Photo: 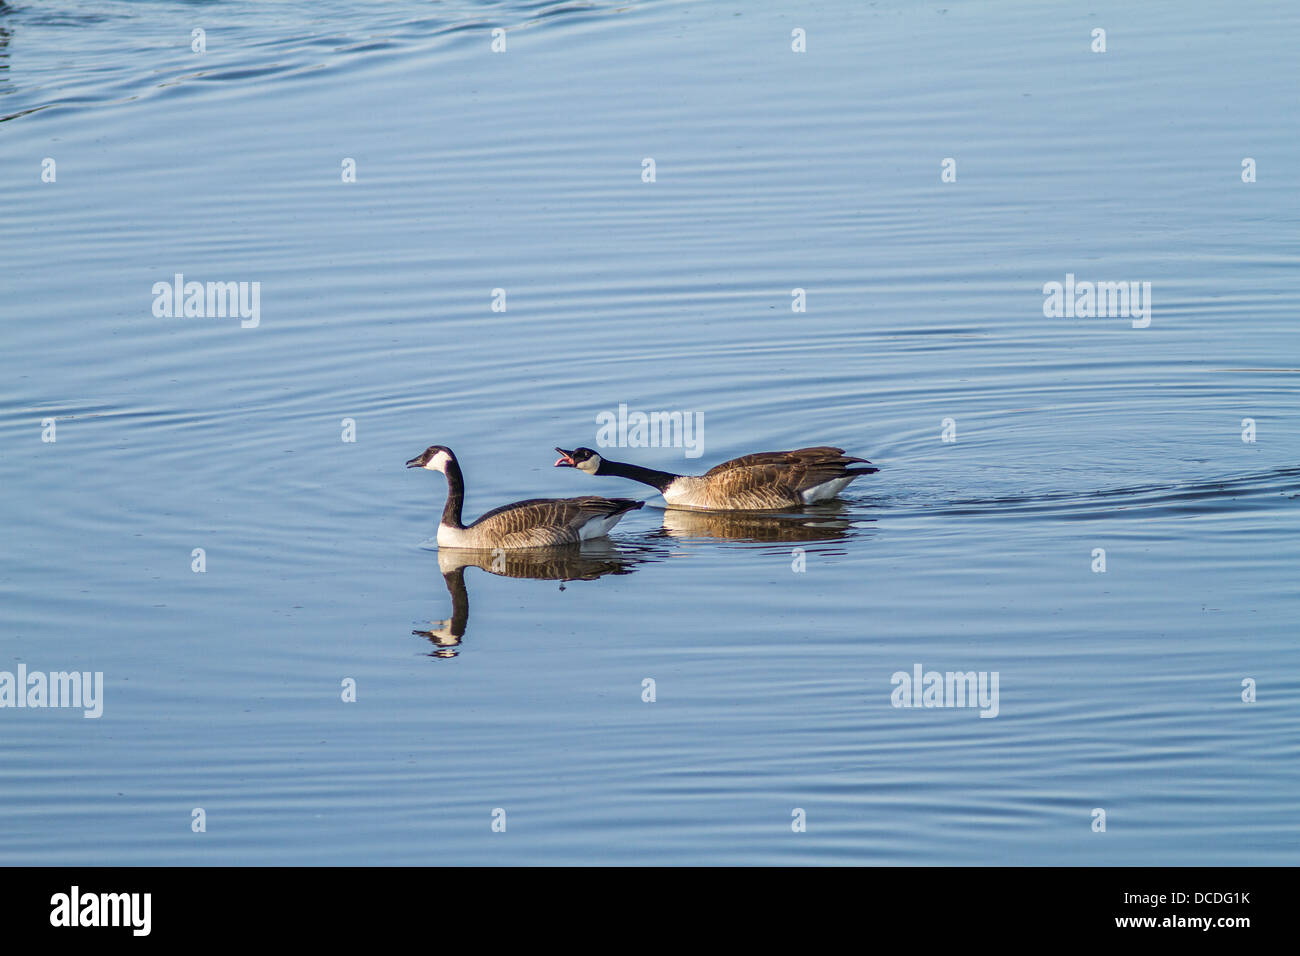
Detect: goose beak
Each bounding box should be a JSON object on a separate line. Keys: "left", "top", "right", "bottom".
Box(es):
{"left": 406, "top": 455, "right": 424, "bottom": 468}
{"left": 554, "top": 447, "right": 576, "bottom": 468}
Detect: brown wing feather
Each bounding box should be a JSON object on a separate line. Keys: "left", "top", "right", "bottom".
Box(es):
{"left": 703, "top": 447, "right": 868, "bottom": 476}
{"left": 693, "top": 448, "right": 875, "bottom": 508}
{"left": 470, "top": 496, "right": 642, "bottom": 542}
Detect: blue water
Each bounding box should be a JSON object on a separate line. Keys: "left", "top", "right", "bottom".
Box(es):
{"left": 1, "top": 0, "right": 1297, "bottom": 864}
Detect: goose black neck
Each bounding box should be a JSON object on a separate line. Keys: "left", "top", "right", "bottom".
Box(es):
{"left": 595, "top": 458, "right": 681, "bottom": 492}
{"left": 441, "top": 458, "right": 466, "bottom": 528}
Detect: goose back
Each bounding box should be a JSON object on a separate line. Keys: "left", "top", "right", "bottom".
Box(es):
{"left": 663, "top": 446, "right": 876, "bottom": 510}
{"left": 439, "top": 496, "right": 643, "bottom": 549}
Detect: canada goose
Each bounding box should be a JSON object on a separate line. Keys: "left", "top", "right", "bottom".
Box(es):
{"left": 407, "top": 445, "right": 643, "bottom": 548}
{"left": 554, "top": 445, "right": 877, "bottom": 510}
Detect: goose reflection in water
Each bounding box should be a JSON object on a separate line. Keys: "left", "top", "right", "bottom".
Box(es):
{"left": 653, "top": 502, "right": 863, "bottom": 544}
{"left": 413, "top": 541, "right": 648, "bottom": 657}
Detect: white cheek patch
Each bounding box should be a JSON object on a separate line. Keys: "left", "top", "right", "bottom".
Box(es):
{"left": 427, "top": 450, "right": 452, "bottom": 472}
{"left": 578, "top": 457, "right": 601, "bottom": 474}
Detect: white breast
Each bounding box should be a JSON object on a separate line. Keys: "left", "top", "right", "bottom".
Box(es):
{"left": 437, "top": 523, "right": 474, "bottom": 548}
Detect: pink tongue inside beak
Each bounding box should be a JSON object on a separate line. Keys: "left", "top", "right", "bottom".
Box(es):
{"left": 554, "top": 455, "right": 574, "bottom": 467}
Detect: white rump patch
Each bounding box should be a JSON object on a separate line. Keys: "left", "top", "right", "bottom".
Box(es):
{"left": 800, "top": 476, "right": 854, "bottom": 503}
{"left": 578, "top": 515, "right": 619, "bottom": 540}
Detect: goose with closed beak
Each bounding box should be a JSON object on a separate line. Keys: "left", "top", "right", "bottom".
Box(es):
{"left": 554, "top": 445, "right": 878, "bottom": 511}
{"left": 408, "top": 445, "right": 643, "bottom": 548}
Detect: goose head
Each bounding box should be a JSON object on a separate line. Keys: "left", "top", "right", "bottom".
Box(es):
{"left": 407, "top": 445, "right": 455, "bottom": 472}
{"left": 554, "top": 446, "right": 603, "bottom": 475}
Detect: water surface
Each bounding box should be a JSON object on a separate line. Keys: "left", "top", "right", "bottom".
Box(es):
{"left": 1, "top": 0, "right": 1297, "bottom": 865}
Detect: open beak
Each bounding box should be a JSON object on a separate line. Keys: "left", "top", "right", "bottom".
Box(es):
{"left": 405, "top": 455, "right": 424, "bottom": 468}
{"left": 554, "top": 447, "right": 576, "bottom": 468}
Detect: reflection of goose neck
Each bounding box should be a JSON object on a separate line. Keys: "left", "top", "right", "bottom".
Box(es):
{"left": 443, "top": 569, "right": 469, "bottom": 636}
